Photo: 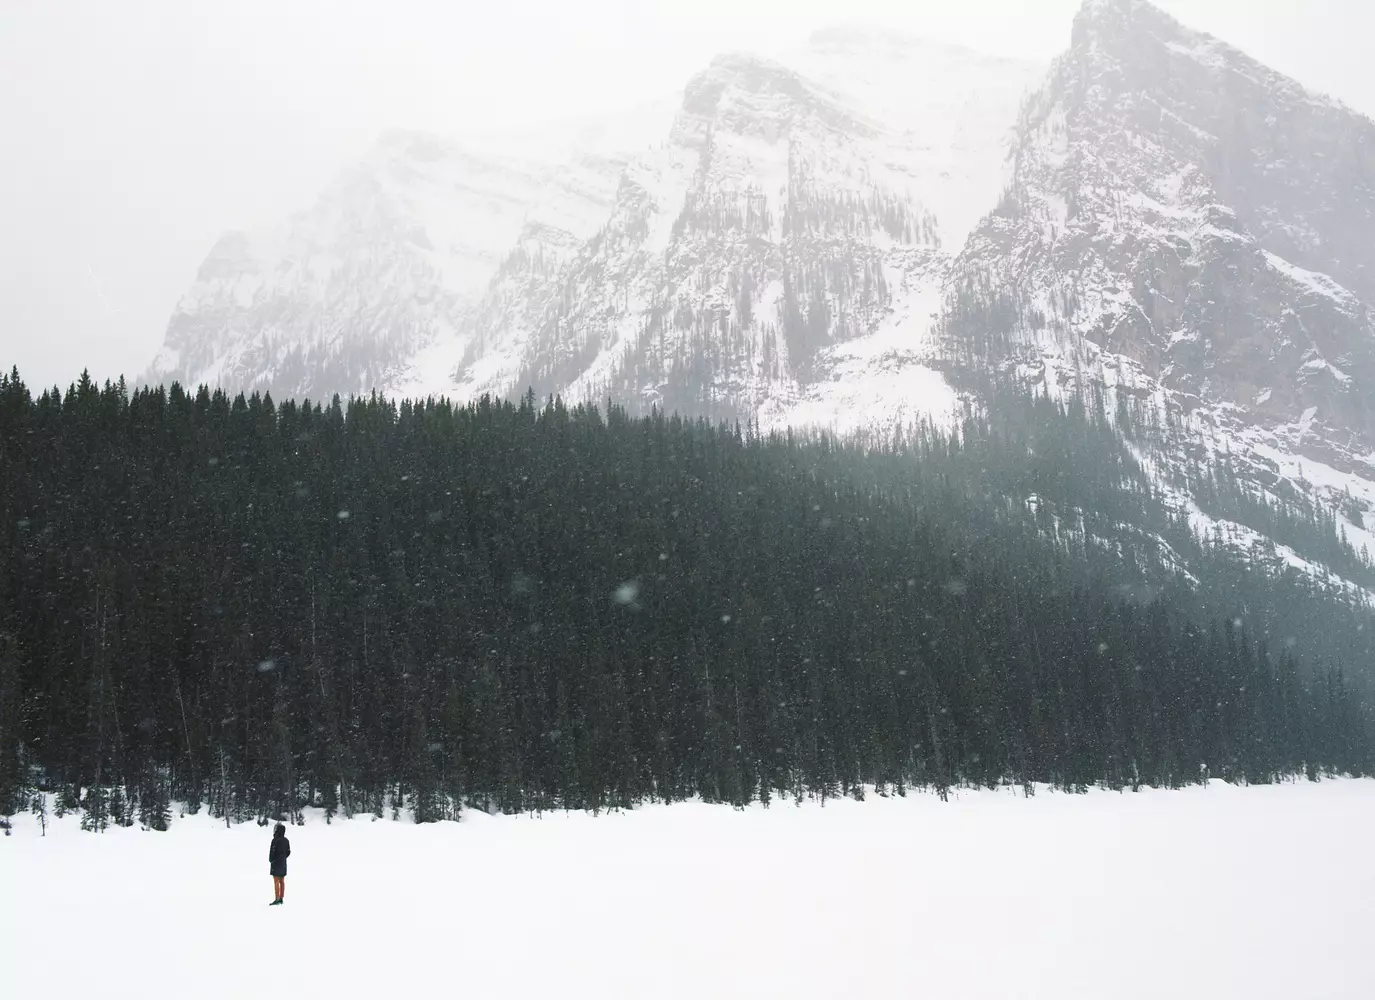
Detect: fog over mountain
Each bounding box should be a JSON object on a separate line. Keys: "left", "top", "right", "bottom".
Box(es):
{"left": 122, "top": 3, "right": 1373, "bottom": 610}
{"left": 5, "top": 0, "right": 1375, "bottom": 391}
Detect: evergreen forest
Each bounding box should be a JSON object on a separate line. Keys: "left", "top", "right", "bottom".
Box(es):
{"left": 1, "top": 366, "right": 1373, "bottom": 830}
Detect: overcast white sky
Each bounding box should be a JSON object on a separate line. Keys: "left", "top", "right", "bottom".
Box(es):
{"left": 2, "top": 0, "right": 1372, "bottom": 391}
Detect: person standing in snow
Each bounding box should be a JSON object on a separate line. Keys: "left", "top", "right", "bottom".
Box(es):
{"left": 269, "top": 823, "right": 291, "bottom": 906}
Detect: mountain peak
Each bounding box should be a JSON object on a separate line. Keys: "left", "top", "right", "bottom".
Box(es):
{"left": 1069, "top": 0, "right": 1196, "bottom": 60}
{"left": 678, "top": 50, "right": 872, "bottom": 141}
{"left": 1066, "top": 0, "right": 1339, "bottom": 114}
{"left": 966, "top": 0, "right": 1375, "bottom": 483}
{"left": 1073, "top": 0, "right": 1150, "bottom": 27}
{"left": 683, "top": 52, "right": 810, "bottom": 115}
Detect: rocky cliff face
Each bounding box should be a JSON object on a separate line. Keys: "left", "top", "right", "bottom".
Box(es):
{"left": 903, "top": 0, "right": 1375, "bottom": 599}
{"left": 946, "top": 0, "right": 1375, "bottom": 478}
{"left": 382, "top": 33, "right": 1039, "bottom": 422}
{"left": 463, "top": 51, "right": 930, "bottom": 420}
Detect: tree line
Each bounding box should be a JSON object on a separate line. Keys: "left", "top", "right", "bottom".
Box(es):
{"left": 0, "top": 366, "right": 1371, "bottom": 830}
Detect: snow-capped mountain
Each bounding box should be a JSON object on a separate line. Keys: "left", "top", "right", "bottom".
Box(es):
{"left": 143, "top": 0, "right": 1375, "bottom": 596}
{"left": 926, "top": 0, "right": 1375, "bottom": 585}
{"left": 143, "top": 103, "right": 676, "bottom": 400}
{"left": 387, "top": 30, "right": 1041, "bottom": 417}
{"left": 947, "top": 0, "right": 1375, "bottom": 464}
{"left": 144, "top": 27, "right": 1040, "bottom": 412}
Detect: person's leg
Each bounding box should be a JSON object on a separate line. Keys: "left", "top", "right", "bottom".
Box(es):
{"left": 273, "top": 876, "right": 283, "bottom": 901}
{"left": 279, "top": 877, "right": 285, "bottom": 901}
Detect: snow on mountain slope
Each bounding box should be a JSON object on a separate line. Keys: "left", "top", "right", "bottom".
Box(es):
{"left": 515, "top": 49, "right": 928, "bottom": 411}
{"left": 144, "top": 103, "right": 675, "bottom": 402}
{"left": 144, "top": 27, "right": 1040, "bottom": 416}
{"left": 756, "top": 264, "right": 958, "bottom": 434}
{"left": 141, "top": 3, "right": 1373, "bottom": 604}
{"left": 145, "top": 135, "right": 536, "bottom": 400}
{"left": 896, "top": 0, "right": 1375, "bottom": 593}
{"left": 436, "top": 35, "right": 1041, "bottom": 417}
{"left": 786, "top": 24, "right": 1039, "bottom": 251}
{"left": 6, "top": 782, "right": 1375, "bottom": 1000}
{"left": 941, "top": 0, "right": 1375, "bottom": 461}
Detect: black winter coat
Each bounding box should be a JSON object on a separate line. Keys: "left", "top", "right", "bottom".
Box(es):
{"left": 269, "top": 830, "right": 291, "bottom": 877}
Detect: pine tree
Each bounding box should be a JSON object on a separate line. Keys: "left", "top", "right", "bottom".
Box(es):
{"left": 139, "top": 774, "right": 170, "bottom": 832}
{"left": 31, "top": 790, "right": 47, "bottom": 836}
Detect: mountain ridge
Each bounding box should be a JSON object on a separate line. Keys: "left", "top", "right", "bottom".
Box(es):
{"left": 136, "top": 0, "right": 1375, "bottom": 604}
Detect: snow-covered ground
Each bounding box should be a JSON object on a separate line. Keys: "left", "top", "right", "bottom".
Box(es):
{"left": 5, "top": 780, "right": 1374, "bottom": 998}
